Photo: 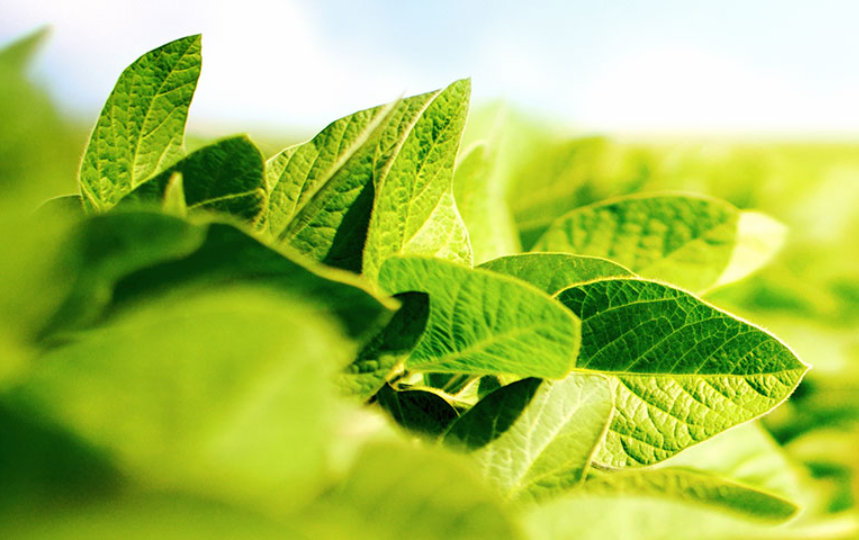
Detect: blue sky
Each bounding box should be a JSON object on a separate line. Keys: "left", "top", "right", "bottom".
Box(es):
{"left": 3, "top": 0, "right": 859, "bottom": 136}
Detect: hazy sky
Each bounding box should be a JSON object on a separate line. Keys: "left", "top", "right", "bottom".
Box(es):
{"left": 3, "top": 0, "right": 859, "bottom": 136}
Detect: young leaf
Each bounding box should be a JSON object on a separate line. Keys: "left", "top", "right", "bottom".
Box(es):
{"left": 376, "top": 385, "right": 459, "bottom": 438}
{"left": 378, "top": 256, "right": 580, "bottom": 378}
{"left": 444, "top": 373, "right": 612, "bottom": 503}
{"left": 363, "top": 79, "right": 473, "bottom": 282}
{"left": 339, "top": 292, "right": 429, "bottom": 401}
{"left": 534, "top": 194, "right": 786, "bottom": 292}
{"left": 79, "top": 35, "right": 202, "bottom": 212}
{"left": 556, "top": 278, "right": 808, "bottom": 467}
{"left": 10, "top": 288, "right": 353, "bottom": 514}
{"left": 479, "top": 253, "right": 632, "bottom": 295}
{"left": 453, "top": 141, "right": 519, "bottom": 264}
{"left": 582, "top": 467, "right": 798, "bottom": 521}
{"left": 119, "top": 136, "right": 265, "bottom": 222}
{"left": 267, "top": 90, "right": 439, "bottom": 272}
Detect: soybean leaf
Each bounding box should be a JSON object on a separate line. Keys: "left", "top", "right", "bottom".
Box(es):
{"left": 40, "top": 212, "right": 206, "bottom": 339}
{"left": 267, "top": 90, "right": 438, "bottom": 272}
{"left": 0, "top": 26, "right": 48, "bottom": 71}
{"left": 119, "top": 136, "right": 265, "bottom": 223}
{"left": 479, "top": 253, "right": 632, "bottom": 295}
{"left": 36, "top": 194, "right": 85, "bottom": 217}
{"left": 444, "top": 373, "right": 612, "bottom": 503}
{"left": 376, "top": 385, "right": 459, "bottom": 438}
{"left": 299, "top": 443, "right": 521, "bottom": 540}
{"left": 109, "top": 218, "right": 396, "bottom": 340}
{"left": 79, "top": 35, "right": 202, "bottom": 212}
{"left": 363, "top": 80, "right": 473, "bottom": 282}
{"left": 526, "top": 495, "right": 843, "bottom": 540}
{"left": 453, "top": 141, "right": 519, "bottom": 264}
{"left": 534, "top": 194, "right": 786, "bottom": 292}
{"left": 378, "top": 256, "right": 580, "bottom": 378}
{"left": 556, "top": 278, "right": 808, "bottom": 467}
{"left": 43, "top": 212, "right": 395, "bottom": 341}
{"left": 584, "top": 467, "right": 798, "bottom": 521}
{"left": 339, "top": 292, "right": 429, "bottom": 401}
{"left": 665, "top": 422, "right": 807, "bottom": 505}
{"left": 9, "top": 287, "right": 353, "bottom": 514}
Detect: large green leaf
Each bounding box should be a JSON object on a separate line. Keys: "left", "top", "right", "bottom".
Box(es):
{"left": 79, "top": 35, "right": 201, "bottom": 212}
{"left": 665, "top": 422, "right": 807, "bottom": 505}
{"left": 299, "top": 443, "right": 521, "bottom": 540}
{"left": 525, "top": 473, "right": 803, "bottom": 540}
{"left": 582, "top": 467, "right": 797, "bottom": 521}
{"left": 556, "top": 278, "right": 808, "bottom": 467}
{"left": 43, "top": 212, "right": 395, "bottom": 341}
{"left": 378, "top": 256, "right": 580, "bottom": 378}
{"left": 266, "top": 90, "right": 439, "bottom": 272}
{"left": 534, "top": 194, "right": 786, "bottom": 292}
{"left": 9, "top": 287, "right": 353, "bottom": 514}
{"left": 479, "top": 253, "right": 632, "bottom": 295}
{"left": 444, "top": 373, "right": 612, "bottom": 503}
{"left": 453, "top": 141, "right": 519, "bottom": 264}
{"left": 339, "top": 292, "right": 429, "bottom": 400}
{"left": 119, "top": 136, "right": 265, "bottom": 223}
{"left": 363, "top": 80, "right": 473, "bottom": 282}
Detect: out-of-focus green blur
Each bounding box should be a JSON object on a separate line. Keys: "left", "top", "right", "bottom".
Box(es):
{"left": 2, "top": 28, "right": 858, "bottom": 538}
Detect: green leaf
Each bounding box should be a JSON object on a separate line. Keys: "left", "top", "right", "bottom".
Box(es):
{"left": 299, "top": 442, "right": 521, "bottom": 540}
{"left": 664, "top": 422, "right": 806, "bottom": 505}
{"left": 363, "top": 79, "right": 473, "bottom": 282}
{"left": 582, "top": 467, "right": 798, "bottom": 521}
{"left": 444, "top": 373, "right": 612, "bottom": 503}
{"left": 556, "top": 278, "right": 808, "bottom": 467}
{"left": 339, "top": 292, "right": 429, "bottom": 401}
{"left": 453, "top": 141, "right": 519, "bottom": 263}
{"left": 0, "top": 26, "right": 49, "bottom": 72}
{"left": 79, "top": 35, "right": 202, "bottom": 212}
{"left": 10, "top": 287, "right": 353, "bottom": 514}
{"left": 378, "top": 256, "right": 580, "bottom": 378}
{"left": 525, "top": 467, "right": 804, "bottom": 540}
{"left": 479, "top": 253, "right": 632, "bottom": 295}
{"left": 266, "top": 90, "right": 440, "bottom": 272}
{"left": 534, "top": 194, "right": 786, "bottom": 292}
{"left": 376, "top": 385, "right": 458, "bottom": 438}
{"left": 119, "top": 136, "right": 265, "bottom": 222}
{"left": 40, "top": 212, "right": 206, "bottom": 338}
{"left": 108, "top": 219, "right": 396, "bottom": 340}
{"left": 526, "top": 494, "right": 847, "bottom": 540}
{"left": 44, "top": 212, "right": 395, "bottom": 341}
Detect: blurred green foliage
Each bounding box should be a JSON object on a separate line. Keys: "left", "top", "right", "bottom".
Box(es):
{"left": 2, "top": 29, "right": 858, "bottom": 539}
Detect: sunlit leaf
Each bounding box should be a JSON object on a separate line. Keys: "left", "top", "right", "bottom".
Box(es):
{"left": 378, "top": 256, "right": 580, "bottom": 378}
{"left": 535, "top": 194, "right": 786, "bottom": 292}
{"left": 79, "top": 35, "right": 201, "bottom": 212}
{"left": 556, "top": 278, "right": 808, "bottom": 467}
